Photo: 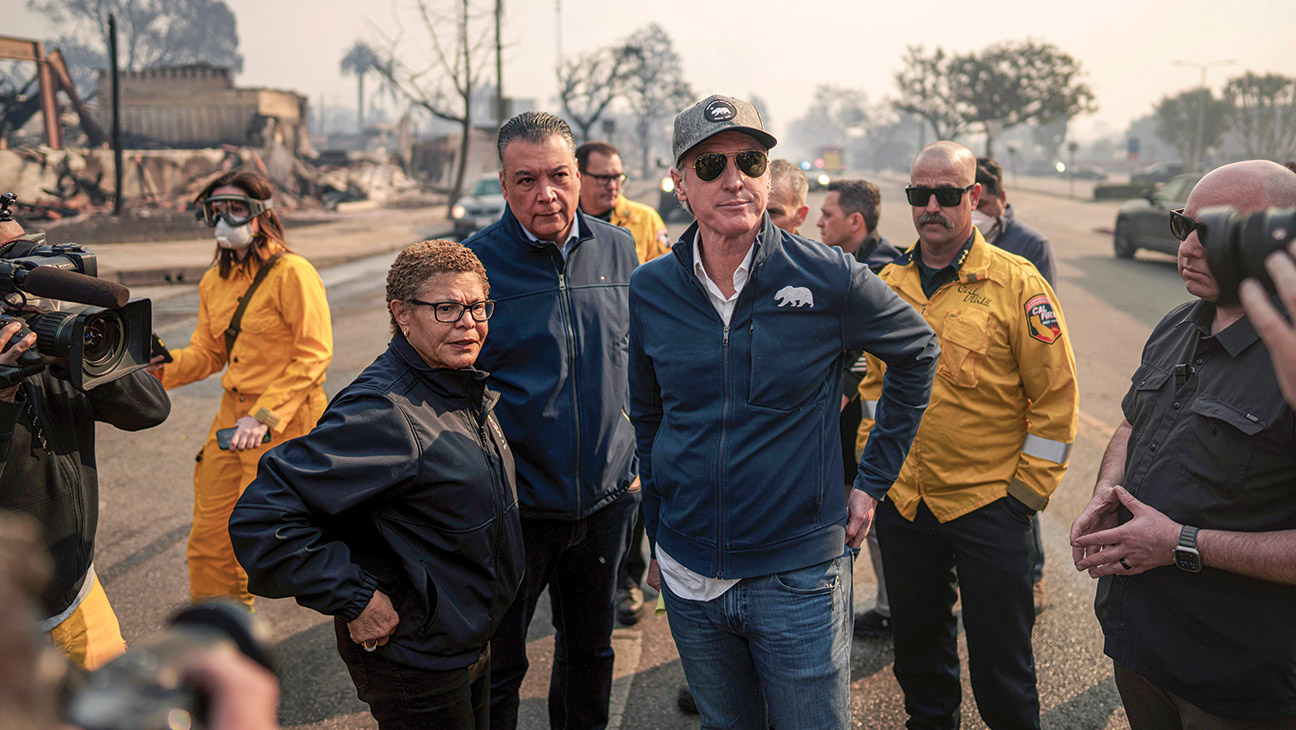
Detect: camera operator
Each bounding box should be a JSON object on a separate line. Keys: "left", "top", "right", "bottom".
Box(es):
{"left": 0, "top": 226, "right": 171, "bottom": 671}
{"left": 1240, "top": 225, "right": 1296, "bottom": 411}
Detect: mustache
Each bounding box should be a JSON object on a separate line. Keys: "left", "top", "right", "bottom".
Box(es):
{"left": 918, "top": 212, "right": 954, "bottom": 229}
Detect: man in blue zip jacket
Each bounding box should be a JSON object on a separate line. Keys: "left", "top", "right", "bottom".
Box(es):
{"left": 629, "top": 94, "right": 940, "bottom": 729}
{"left": 465, "top": 111, "right": 641, "bottom": 730}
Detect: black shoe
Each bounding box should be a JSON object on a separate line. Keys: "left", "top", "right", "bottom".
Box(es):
{"left": 853, "top": 609, "right": 892, "bottom": 639}
{"left": 616, "top": 586, "right": 647, "bottom": 626}
{"left": 677, "top": 683, "right": 698, "bottom": 715}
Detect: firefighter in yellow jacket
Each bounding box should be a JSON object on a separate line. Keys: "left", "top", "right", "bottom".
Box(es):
{"left": 148, "top": 170, "right": 333, "bottom": 607}
{"left": 855, "top": 142, "right": 1077, "bottom": 730}
{"left": 576, "top": 141, "right": 670, "bottom": 263}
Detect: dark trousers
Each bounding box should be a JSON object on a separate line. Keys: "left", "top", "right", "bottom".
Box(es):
{"left": 489, "top": 487, "right": 640, "bottom": 730}
{"left": 1114, "top": 662, "right": 1296, "bottom": 730}
{"left": 1028, "top": 513, "right": 1045, "bottom": 583}
{"left": 876, "top": 497, "right": 1040, "bottom": 730}
{"left": 616, "top": 506, "right": 647, "bottom": 590}
{"left": 335, "top": 619, "right": 490, "bottom": 730}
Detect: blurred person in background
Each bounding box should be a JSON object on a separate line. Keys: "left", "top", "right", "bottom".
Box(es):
{"left": 148, "top": 169, "right": 332, "bottom": 608}
{"left": 0, "top": 212, "right": 170, "bottom": 671}
{"left": 577, "top": 140, "right": 671, "bottom": 263}
{"left": 231, "top": 241, "right": 523, "bottom": 730}
{"left": 767, "top": 158, "right": 810, "bottom": 235}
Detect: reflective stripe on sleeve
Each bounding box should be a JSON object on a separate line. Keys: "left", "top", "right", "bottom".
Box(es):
{"left": 861, "top": 400, "right": 879, "bottom": 420}
{"left": 1022, "top": 434, "right": 1072, "bottom": 464}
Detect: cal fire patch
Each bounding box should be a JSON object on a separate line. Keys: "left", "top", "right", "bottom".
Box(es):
{"left": 1024, "top": 294, "right": 1061, "bottom": 345}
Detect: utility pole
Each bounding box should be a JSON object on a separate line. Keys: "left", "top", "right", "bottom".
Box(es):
{"left": 494, "top": 0, "right": 503, "bottom": 125}
{"left": 109, "top": 13, "right": 123, "bottom": 216}
{"left": 1173, "top": 58, "right": 1235, "bottom": 172}
{"left": 555, "top": 0, "right": 563, "bottom": 69}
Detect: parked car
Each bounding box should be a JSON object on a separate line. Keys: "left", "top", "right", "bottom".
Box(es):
{"left": 1067, "top": 163, "right": 1109, "bottom": 181}
{"left": 1131, "top": 162, "right": 1184, "bottom": 184}
{"left": 450, "top": 173, "right": 505, "bottom": 239}
{"left": 1112, "top": 173, "right": 1203, "bottom": 258}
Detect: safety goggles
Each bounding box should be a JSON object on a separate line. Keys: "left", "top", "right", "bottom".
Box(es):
{"left": 1169, "top": 208, "right": 1207, "bottom": 242}
{"left": 690, "top": 150, "right": 768, "bottom": 182}
{"left": 409, "top": 299, "right": 496, "bottom": 323}
{"left": 195, "top": 194, "right": 274, "bottom": 228}
{"left": 904, "top": 184, "right": 975, "bottom": 207}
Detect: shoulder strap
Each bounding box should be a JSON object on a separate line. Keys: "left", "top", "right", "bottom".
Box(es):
{"left": 224, "top": 251, "right": 287, "bottom": 359}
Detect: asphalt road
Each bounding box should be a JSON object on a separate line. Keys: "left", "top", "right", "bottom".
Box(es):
{"left": 88, "top": 178, "right": 1193, "bottom": 729}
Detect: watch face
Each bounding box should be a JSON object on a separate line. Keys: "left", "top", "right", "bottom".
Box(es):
{"left": 1174, "top": 548, "right": 1202, "bottom": 573}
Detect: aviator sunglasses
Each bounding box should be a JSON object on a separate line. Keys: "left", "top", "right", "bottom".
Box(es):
{"left": 1169, "top": 208, "right": 1207, "bottom": 242}
{"left": 905, "top": 184, "right": 976, "bottom": 207}
{"left": 690, "top": 150, "right": 769, "bottom": 182}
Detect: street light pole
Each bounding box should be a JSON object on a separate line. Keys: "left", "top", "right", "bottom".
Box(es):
{"left": 1173, "top": 58, "right": 1235, "bottom": 172}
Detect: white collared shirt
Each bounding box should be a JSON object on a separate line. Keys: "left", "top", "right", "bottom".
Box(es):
{"left": 656, "top": 232, "right": 755, "bottom": 603}
{"left": 691, "top": 232, "right": 754, "bottom": 326}
{"left": 520, "top": 217, "right": 582, "bottom": 260}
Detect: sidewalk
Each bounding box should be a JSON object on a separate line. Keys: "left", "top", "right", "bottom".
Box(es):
{"left": 76, "top": 205, "right": 449, "bottom": 297}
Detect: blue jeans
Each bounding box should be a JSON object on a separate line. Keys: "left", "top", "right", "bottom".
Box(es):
{"left": 662, "top": 548, "right": 855, "bottom": 730}
{"left": 876, "top": 497, "right": 1039, "bottom": 730}
{"left": 489, "top": 487, "right": 640, "bottom": 730}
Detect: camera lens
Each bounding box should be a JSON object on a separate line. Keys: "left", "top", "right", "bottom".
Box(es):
{"left": 1200, "top": 206, "right": 1296, "bottom": 298}
{"left": 82, "top": 311, "right": 125, "bottom": 374}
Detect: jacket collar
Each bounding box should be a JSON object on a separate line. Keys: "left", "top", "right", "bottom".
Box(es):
{"left": 1173, "top": 299, "right": 1263, "bottom": 359}
{"left": 390, "top": 331, "right": 498, "bottom": 409}
{"left": 893, "top": 228, "right": 993, "bottom": 285}
{"left": 501, "top": 204, "right": 595, "bottom": 254}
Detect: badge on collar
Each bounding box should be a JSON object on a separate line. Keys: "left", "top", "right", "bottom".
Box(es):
{"left": 1024, "top": 294, "right": 1060, "bottom": 344}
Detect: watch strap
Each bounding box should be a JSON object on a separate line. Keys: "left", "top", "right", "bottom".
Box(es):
{"left": 1177, "top": 524, "right": 1200, "bottom": 550}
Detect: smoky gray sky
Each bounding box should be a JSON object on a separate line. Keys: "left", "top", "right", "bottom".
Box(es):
{"left": 12, "top": 0, "right": 1296, "bottom": 143}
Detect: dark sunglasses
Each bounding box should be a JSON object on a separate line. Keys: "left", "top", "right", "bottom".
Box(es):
{"left": 691, "top": 150, "right": 769, "bottom": 182}
{"left": 1169, "top": 209, "right": 1207, "bottom": 242}
{"left": 905, "top": 184, "right": 975, "bottom": 207}
{"left": 195, "top": 194, "right": 274, "bottom": 228}
{"left": 409, "top": 299, "right": 496, "bottom": 323}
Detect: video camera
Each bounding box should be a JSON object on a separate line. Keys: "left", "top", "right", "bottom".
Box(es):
{"left": 60, "top": 600, "right": 276, "bottom": 730}
{"left": 1196, "top": 206, "right": 1296, "bottom": 299}
{"left": 0, "top": 192, "right": 151, "bottom": 390}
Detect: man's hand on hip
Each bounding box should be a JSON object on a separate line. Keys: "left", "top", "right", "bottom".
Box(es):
{"left": 845, "top": 490, "right": 879, "bottom": 548}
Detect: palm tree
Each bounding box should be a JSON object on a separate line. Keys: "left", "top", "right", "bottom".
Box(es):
{"left": 339, "top": 41, "right": 380, "bottom": 134}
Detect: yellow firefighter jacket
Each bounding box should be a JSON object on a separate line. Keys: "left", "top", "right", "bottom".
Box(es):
{"left": 161, "top": 243, "right": 333, "bottom": 432}
{"left": 610, "top": 194, "right": 670, "bottom": 264}
{"left": 856, "top": 229, "right": 1078, "bottom": 522}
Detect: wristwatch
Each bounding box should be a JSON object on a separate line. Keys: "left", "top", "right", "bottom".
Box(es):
{"left": 1173, "top": 524, "right": 1202, "bottom": 573}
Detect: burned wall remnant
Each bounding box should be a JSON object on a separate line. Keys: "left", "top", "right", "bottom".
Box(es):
{"left": 95, "top": 64, "right": 309, "bottom": 154}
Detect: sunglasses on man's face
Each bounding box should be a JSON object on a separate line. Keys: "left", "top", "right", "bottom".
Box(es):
{"left": 690, "top": 150, "right": 769, "bottom": 182}
{"left": 1169, "top": 208, "right": 1207, "bottom": 242}
{"left": 905, "top": 184, "right": 975, "bottom": 207}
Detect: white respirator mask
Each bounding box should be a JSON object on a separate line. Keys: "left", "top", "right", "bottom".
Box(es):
{"left": 215, "top": 219, "right": 254, "bottom": 250}
{"left": 971, "top": 209, "right": 997, "bottom": 235}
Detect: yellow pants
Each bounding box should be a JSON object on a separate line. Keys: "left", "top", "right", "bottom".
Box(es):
{"left": 48, "top": 573, "right": 127, "bottom": 670}
{"left": 187, "top": 387, "right": 326, "bottom": 606}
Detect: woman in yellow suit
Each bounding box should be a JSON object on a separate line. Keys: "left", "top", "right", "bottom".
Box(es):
{"left": 149, "top": 169, "right": 333, "bottom": 607}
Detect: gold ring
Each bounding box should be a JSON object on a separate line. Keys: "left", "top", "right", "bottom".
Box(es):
{"left": 363, "top": 641, "right": 378, "bottom": 652}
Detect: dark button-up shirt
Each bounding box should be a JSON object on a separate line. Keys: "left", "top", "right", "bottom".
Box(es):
{"left": 1097, "top": 299, "right": 1296, "bottom": 719}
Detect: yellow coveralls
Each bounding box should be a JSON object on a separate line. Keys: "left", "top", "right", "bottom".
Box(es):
{"left": 161, "top": 244, "right": 333, "bottom": 606}
{"left": 610, "top": 194, "right": 671, "bottom": 263}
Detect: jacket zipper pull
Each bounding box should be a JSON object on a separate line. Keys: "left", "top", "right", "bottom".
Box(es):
{"left": 723, "top": 325, "right": 730, "bottom": 347}
{"left": 558, "top": 273, "right": 567, "bottom": 291}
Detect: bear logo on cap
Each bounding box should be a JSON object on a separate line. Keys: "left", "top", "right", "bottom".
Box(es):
{"left": 704, "top": 99, "right": 736, "bottom": 122}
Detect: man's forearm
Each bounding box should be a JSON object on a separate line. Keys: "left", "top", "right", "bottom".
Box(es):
{"left": 1198, "top": 528, "right": 1296, "bottom": 586}
{"left": 1093, "top": 420, "right": 1131, "bottom": 493}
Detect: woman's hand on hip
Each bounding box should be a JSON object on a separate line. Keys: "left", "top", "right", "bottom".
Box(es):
{"left": 348, "top": 589, "right": 400, "bottom": 648}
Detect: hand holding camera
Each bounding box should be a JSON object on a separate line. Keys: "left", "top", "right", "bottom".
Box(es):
{"left": 1240, "top": 237, "right": 1296, "bottom": 409}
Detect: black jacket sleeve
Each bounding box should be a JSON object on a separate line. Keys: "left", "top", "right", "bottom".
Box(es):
{"left": 83, "top": 369, "right": 171, "bottom": 430}
{"left": 229, "top": 389, "right": 420, "bottom": 623}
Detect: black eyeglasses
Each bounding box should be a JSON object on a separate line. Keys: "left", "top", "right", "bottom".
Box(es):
{"left": 1169, "top": 209, "right": 1207, "bottom": 242}
{"left": 408, "top": 299, "right": 495, "bottom": 323}
{"left": 691, "top": 150, "right": 769, "bottom": 182}
{"left": 904, "top": 184, "right": 975, "bottom": 207}
{"left": 584, "top": 172, "right": 627, "bottom": 187}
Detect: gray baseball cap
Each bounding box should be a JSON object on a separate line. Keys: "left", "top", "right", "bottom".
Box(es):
{"left": 672, "top": 94, "right": 778, "bottom": 168}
